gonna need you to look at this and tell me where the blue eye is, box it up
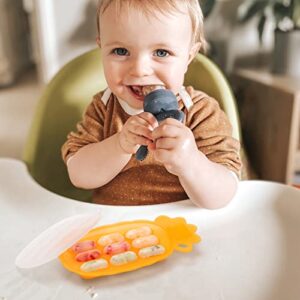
[155,49,169,57]
[113,48,129,56]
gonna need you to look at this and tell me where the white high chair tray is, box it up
[0,158,299,300]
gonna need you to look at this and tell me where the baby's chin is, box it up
[111,87,143,108]
[126,100,144,110]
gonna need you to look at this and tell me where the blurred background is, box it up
[0,0,299,185]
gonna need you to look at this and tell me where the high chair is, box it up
[23,48,242,202]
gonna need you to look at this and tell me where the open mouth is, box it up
[128,85,165,100]
[129,86,145,98]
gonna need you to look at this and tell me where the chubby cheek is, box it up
[103,61,125,94]
[160,62,188,94]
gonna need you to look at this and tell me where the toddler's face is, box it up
[98,5,199,109]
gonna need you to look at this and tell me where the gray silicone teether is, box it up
[135,89,184,161]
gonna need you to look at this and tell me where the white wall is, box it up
[29,0,98,83]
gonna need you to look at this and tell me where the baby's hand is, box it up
[119,112,158,154]
[149,118,199,176]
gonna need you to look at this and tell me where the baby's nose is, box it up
[129,56,153,77]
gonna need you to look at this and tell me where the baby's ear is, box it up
[188,42,201,64]
[96,37,101,48]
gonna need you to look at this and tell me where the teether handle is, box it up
[135,145,149,161]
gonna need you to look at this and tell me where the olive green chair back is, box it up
[23,48,241,202]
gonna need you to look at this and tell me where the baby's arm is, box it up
[67,133,131,188]
[150,118,238,209]
[67,112,157,189]
[178,152,238,209]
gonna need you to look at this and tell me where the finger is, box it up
[127,118,154,140]
[159,117,183,127]
[147,141,156,151]
[154,149,174,164]
[138,112,159,129]
[125,131,151,146]
[128,116,154,130]
[128,124,153,140]
[152,124,180,140]
[155,137,177,150]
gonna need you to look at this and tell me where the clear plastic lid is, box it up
[15,212,101,268]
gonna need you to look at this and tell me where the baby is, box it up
[62,0,242,208]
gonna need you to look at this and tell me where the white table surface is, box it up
[0,158,300,300]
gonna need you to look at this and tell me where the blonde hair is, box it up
[96,0,207,53]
